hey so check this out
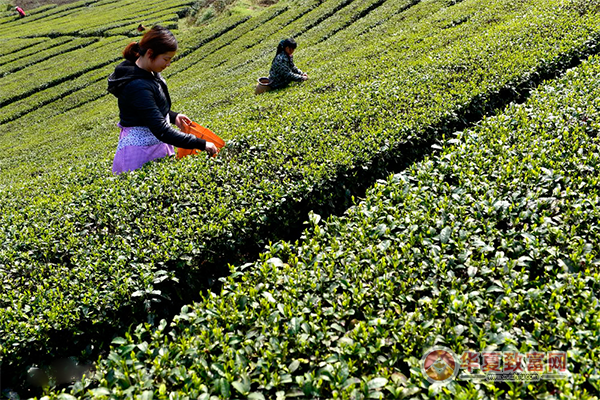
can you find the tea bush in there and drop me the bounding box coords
[0,36,71,68]
[0,36,128,108]
[2,0,600,395]
[53,53,600,400]
[0,0,192,38]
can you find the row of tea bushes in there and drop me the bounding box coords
[54,53,600,400]
[0,36,73,69]
[299,0,394,47]
[0,37,98,76]
[0,38,46,61]
[166,0,322,76]
[104,8,200,37]
[172,12,255,59]
[0,64,113,125]
[0,0,192,38]
[0,36,128,108]
[78,8,181,38]
[0,8,258,126]
[167,3,290,75]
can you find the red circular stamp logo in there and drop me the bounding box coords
[420,347,460,384]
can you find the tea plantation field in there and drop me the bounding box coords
[1,0,600,397]
[52,51,600,400]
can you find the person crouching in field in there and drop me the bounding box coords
[268,38,308,90]
[107,25,217,174]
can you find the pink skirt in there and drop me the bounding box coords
[112,124,174,174]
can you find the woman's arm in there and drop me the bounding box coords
[124,83,206,150]
[290,58,303,76]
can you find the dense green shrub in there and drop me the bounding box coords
[0,37,60,67]
[0,0,192,38]
[47,50,600,400]
[0,37,98,77]
[0,36,127,108]
[2,0,600,395]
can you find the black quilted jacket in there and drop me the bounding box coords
[268,52,304,89]
[107,60,205,150]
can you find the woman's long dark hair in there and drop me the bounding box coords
[123,25,178,62]
[276,38,297,56]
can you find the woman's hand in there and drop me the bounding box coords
[205,142,218,156]
[301,73,308,81]
[175,114,192,130]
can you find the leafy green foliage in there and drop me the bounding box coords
[0,37,64,68]
[0,36,128,108]
[2,0,600,397]
[48,52,600,400]
[0,0,192,38]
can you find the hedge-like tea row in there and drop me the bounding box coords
[300,0,389,47]
[97,7,182,37]
[0,37,61,68]
[167,0,320,76]
[0,37,98,76]
[2,0,600,391]
[53,52,600,400]
[0,64,112,125]
[0,36,129,108]
[171,14,252,61]
[0,0,191,38]
[168,2,290,75]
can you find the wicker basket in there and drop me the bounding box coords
[255,77,271,94]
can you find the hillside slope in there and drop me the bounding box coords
[1,0,600,396]
[50,38,600,400]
